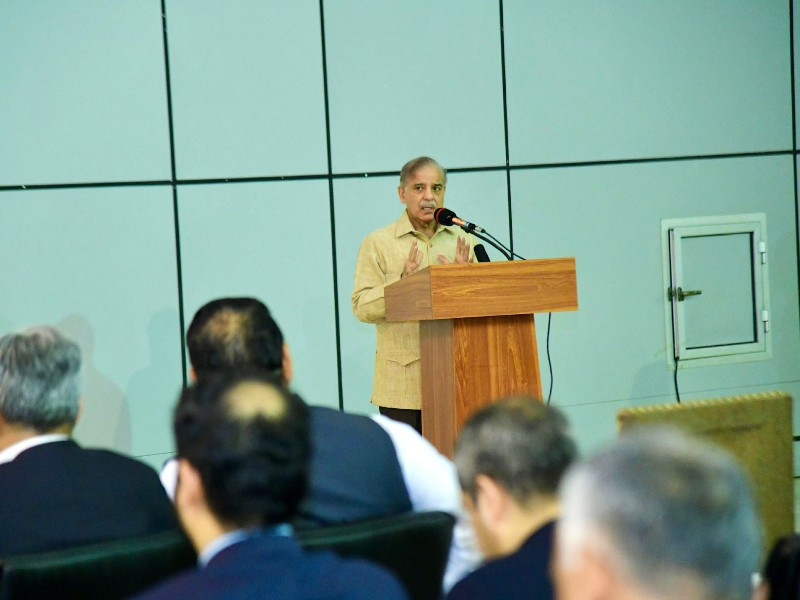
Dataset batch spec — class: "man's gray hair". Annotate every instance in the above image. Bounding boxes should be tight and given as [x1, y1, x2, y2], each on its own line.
[455, 395, 577, 503]
[0, 326, 82, 430]
[558, 428, 762, 600]
[399, 156, 447, 188]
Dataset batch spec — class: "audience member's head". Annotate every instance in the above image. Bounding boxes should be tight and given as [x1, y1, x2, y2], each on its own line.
[555, 428, 762, 600]
[0, 326, 81, 442]
[173, 370, 310, 551]
[755, 533, 800, 600]
[454, 395, 577, 558]
[186, 298, 289, 384]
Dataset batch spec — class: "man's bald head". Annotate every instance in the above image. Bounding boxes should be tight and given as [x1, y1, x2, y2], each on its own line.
[174, 371, 310, 528]
[186, 298, 284, 382]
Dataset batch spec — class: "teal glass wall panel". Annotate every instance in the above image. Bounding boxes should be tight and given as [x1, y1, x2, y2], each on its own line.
[503, 1, 792, 165]
[333, 170, 510, 416]
[511, 156, 799, 408]
[324, 1, 506, 173]
[0, 1, 171, 185]
[177, 181, 338, 408]
[795, 2, 800, 146]
[166, 1, 327, 179]
[0, 186, 182, 459]
[439, 171, 511, 262]
[333, 175, 402, 416]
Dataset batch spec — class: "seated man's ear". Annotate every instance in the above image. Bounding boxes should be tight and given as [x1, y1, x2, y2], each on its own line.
[282, 343, 293, 386]
[176, 459, 206, 514]
[474, 474, 508, 524]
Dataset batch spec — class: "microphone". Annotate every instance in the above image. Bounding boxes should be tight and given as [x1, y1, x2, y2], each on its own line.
[434, 208, 486, 233]
[474, 244, 491, 263]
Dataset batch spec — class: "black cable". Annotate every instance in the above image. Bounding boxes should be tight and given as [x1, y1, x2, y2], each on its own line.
[483, 230, 526, 260]
[545, 312, 553, 405]
[459, 223, 524, 261]
[469, 230, 512, 260]
[674, 356, 681, 403]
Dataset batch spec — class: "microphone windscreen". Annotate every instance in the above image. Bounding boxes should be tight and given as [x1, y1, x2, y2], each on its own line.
[434, 207, 456, 226]
[474, 244, 491, 263]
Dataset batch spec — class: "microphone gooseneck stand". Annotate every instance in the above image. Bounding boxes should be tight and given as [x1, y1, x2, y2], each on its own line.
[455, 224, 526, 262]
[467, 228, 513, 260]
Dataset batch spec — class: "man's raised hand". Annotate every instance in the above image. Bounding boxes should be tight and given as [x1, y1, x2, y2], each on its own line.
[403, 241, 423, 277]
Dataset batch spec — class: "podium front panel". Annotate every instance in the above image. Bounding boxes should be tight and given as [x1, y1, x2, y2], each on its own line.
[420, 314, 542, 456]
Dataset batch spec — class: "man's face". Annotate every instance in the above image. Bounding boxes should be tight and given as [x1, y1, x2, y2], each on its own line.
[397, 164, 445, 227]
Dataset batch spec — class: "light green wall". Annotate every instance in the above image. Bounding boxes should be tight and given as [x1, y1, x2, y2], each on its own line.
[1, 1, 797, 473]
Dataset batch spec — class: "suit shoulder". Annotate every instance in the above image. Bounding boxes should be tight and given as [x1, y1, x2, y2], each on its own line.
[128, 568, 199, 600]
[78, 448, 165, 483]
[314, 553, 409, 599]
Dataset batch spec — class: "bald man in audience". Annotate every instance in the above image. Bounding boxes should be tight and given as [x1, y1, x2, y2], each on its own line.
[447, 396, 577, 600]
[134, 371, 407, 600]
[161, 297, 480, 590]
[554, 428, 762, 600]
[0, 326, 177, 557]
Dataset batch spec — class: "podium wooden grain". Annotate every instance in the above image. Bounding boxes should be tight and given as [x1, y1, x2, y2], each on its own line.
[385, 259, 578, 456]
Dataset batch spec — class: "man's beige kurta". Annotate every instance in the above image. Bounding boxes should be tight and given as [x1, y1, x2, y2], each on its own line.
[352, 211, 476, 410]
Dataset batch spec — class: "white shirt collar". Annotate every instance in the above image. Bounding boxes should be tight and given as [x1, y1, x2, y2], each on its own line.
[0, 433, 70, 465]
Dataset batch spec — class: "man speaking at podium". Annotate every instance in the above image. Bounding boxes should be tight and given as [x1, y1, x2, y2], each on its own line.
[352, 157, 476, 433]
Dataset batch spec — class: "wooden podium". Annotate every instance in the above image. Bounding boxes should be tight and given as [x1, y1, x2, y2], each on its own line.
[385, 258, 578, 456]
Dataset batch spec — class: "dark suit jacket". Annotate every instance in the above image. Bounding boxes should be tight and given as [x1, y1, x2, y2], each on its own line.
[446, 520, 556, 600]
[131, 532, 409, 600]
[294, 407, 412, 527]
[0, 439, 178, 557]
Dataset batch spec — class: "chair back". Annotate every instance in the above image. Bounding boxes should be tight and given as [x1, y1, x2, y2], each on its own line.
[0, 529, 195, 600]
[296, 510, 455, 600]
[0, 512, 455, 600]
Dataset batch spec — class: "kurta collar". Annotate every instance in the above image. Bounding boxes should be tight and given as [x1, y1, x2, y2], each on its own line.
[392, 210, 458, 239]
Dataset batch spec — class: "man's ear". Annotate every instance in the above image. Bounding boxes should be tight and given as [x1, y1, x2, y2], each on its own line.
[552, 536, 614, 600]
[282, 343, 293, 386]
[176, 458, 206, 515]
[474, 474, 508, 525]
[581, 545, 617, 600]
[188, 366, 197, 384]
[397, 185, 406, 204]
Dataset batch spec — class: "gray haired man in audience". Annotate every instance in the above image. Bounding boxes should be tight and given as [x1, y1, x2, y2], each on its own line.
[447, 396, 577, 600]
[554, 428, 762, 600]
[0, 326, 178, 557]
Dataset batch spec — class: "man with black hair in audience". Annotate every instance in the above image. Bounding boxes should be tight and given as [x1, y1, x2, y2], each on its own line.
[447, 395, 577, 600]
[134, 371, 407, 599]
[554, 428, 762, 600]
[160, 297, 480, 591]
[0, 326, 178, 557]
